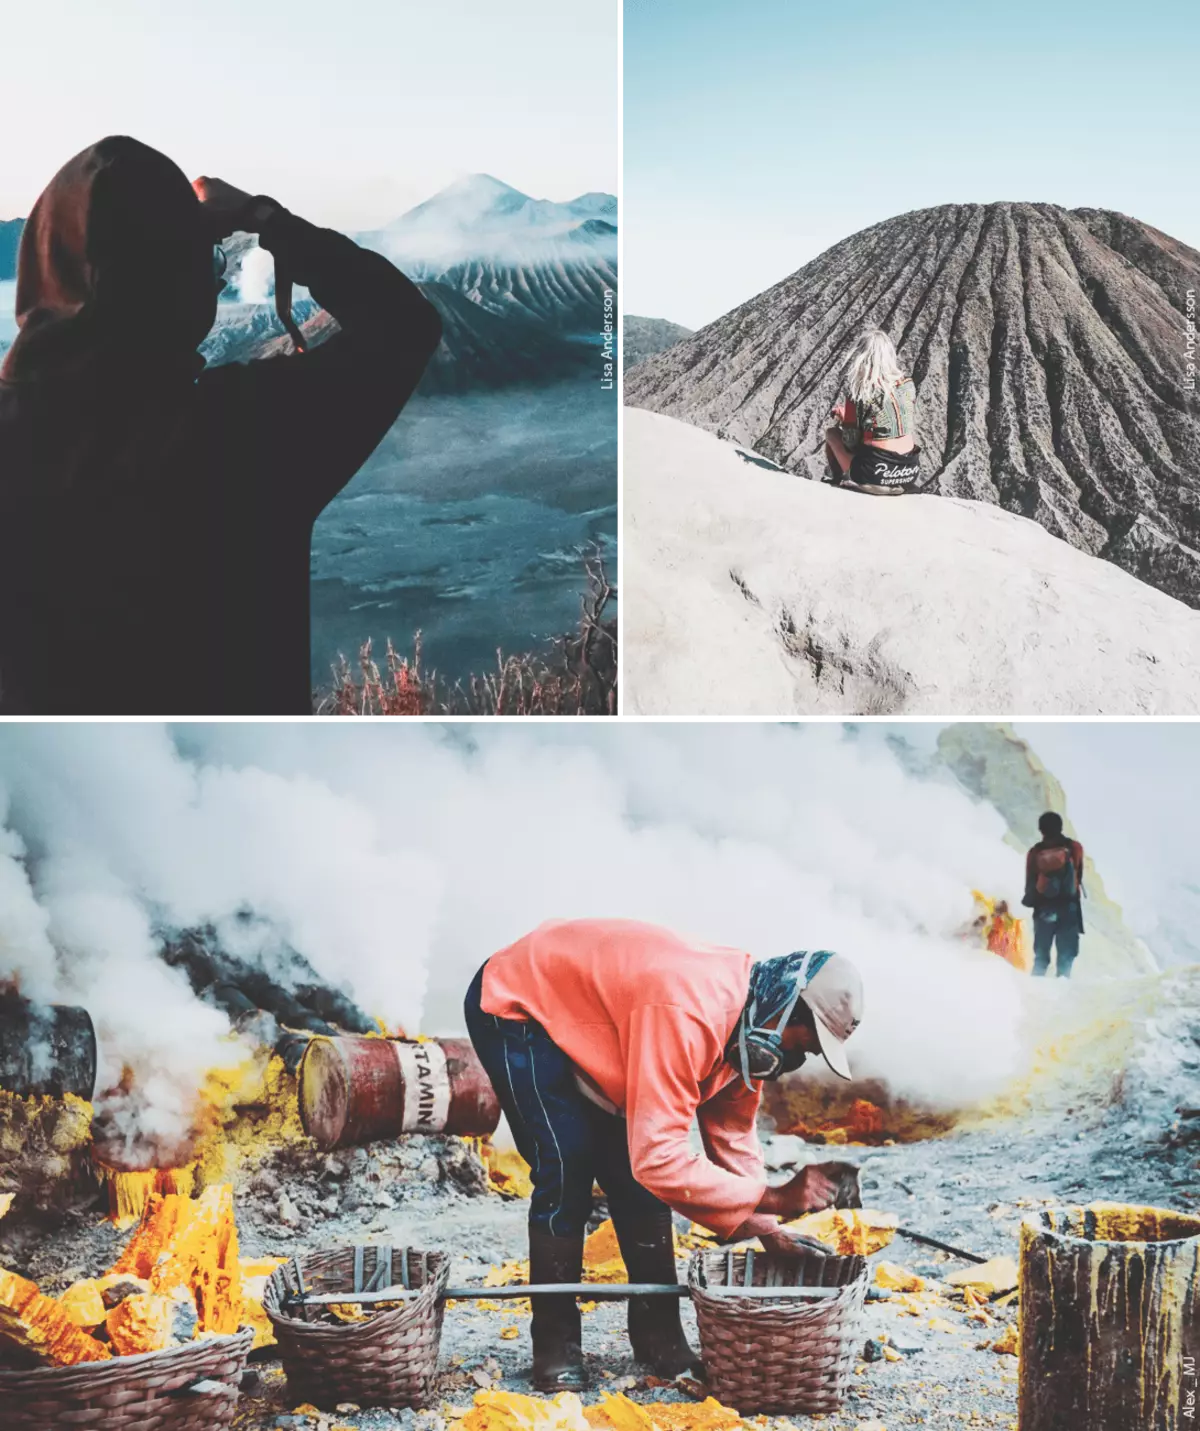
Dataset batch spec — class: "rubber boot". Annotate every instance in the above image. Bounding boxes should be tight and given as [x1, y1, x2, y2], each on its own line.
[611, 1204, 704, 1379]
[528, 1227, 587, 1392]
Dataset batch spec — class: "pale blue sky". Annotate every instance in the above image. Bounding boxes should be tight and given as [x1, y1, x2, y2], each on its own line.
[625, 0, 1200, 327]
[1, 0, 616, 227]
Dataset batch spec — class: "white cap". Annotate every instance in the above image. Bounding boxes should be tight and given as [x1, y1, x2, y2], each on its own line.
[799, 953, 864, 1081]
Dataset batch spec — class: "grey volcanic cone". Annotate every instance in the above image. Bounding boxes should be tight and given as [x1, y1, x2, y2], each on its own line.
[626, 203, 1200, 606]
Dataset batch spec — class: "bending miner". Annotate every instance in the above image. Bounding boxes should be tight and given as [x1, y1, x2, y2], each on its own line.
[1023, 811, 1085, 977]
[464, 919, 865, 1391]
[0, 136, 441, 715]
[824, 328, 923, 495]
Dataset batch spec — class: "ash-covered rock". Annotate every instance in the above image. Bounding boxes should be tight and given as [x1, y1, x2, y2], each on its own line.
[237, 1134, 491, 1251]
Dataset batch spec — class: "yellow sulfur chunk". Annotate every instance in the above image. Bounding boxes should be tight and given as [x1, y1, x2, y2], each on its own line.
[106, 1292, 172, 1355]
[481, 1144, 535, 1200]
[109, 1192, 196, 1278]
[583, 1220, 628, 1283]
[460, 1388, 591, 1431]
[589, 1394, 743, 1431]
[945, 1256, 1018, 1298]
[57, 1279, 108, 1329]
[785, 1207, 899, 1256]
[239, 1256, 284, 1351]
[989, 1324, 1020, 1355]
[484, 1257, 530, 1288]
[0, 1267, 112, 1365]
[593, 1394, 654, 1431]
[106, 1290, 196, 1356]
[145, 1184, 241, 1335]
[874, 1261, 924, 1292]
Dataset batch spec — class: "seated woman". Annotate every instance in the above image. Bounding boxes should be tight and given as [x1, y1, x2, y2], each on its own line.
[824, 328, 922, 495]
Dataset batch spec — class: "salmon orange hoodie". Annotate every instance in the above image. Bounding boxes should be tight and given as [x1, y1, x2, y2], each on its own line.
[481, 918, 767, 1237]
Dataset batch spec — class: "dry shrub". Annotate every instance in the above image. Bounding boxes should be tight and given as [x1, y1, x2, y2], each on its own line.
[316, 551, 617, 717]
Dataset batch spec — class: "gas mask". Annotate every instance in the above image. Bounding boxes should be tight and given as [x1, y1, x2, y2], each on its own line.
[729, 979, 806, 1087]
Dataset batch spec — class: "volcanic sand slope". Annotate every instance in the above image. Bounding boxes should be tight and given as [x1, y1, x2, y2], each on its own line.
[625, 203, 1200, 605]
[624, 408, 1200, 716]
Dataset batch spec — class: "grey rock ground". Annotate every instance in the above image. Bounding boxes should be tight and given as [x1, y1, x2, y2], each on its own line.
[626, 202, 1200, 607]
[4, 1018, 1197, 1431]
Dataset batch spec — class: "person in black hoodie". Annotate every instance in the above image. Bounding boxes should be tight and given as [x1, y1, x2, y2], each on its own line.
[1022, 811, 1085, 978]
[0, 136, 441, 714]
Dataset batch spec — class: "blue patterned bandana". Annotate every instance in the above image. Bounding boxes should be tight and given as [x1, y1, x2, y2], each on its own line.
[730, 949, 838, 1089]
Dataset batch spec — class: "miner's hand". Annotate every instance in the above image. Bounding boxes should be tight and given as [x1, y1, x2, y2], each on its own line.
[757, 1227, 831, 1259]
[193, 177, 258, 238]
[777, 1164, 839, 1217]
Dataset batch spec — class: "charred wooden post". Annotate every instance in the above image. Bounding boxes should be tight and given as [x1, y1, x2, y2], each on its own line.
[299, 1036, 500, 1148]
[1019, 1203, 1200, 1431]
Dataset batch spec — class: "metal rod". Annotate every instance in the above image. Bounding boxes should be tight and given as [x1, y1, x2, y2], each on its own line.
[896, 1226, 988, 1264]
[286, 1281, 845, 1308]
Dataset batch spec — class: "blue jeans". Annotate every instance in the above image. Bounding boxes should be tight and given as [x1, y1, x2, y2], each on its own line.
[1032, 908, 1081, 978]
[464, 963, 664, 1238]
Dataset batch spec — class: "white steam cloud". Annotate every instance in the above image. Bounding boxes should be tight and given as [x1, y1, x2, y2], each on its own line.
[0, 723, 1068, 1149]
[233, 245, 275, 304]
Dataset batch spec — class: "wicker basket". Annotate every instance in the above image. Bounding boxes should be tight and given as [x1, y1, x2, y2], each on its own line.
[0, 1326, 254, 1431]
[688, 1247, 867, 1414]
[264, 1245, 448, 1410]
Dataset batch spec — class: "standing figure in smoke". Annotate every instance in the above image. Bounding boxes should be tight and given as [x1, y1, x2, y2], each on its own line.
[1023, 811, 1086, 977]
[0, 136, 441, 715]
[464, 919, 865, 1390]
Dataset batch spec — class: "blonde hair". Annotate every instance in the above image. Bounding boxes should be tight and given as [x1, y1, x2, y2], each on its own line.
[846, 328, 904, 406]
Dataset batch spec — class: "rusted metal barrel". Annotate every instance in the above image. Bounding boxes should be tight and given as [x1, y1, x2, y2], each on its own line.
[0, 996, 97, 1100]
[299, 1036, 500, 1149]
[1019, 1203, 1200, 1431]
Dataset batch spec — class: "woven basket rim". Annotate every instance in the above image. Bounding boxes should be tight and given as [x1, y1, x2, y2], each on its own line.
[265, 1246, 448, 1338]
[688, 1247, 866, 1291]
[0, 1325, 254, 1386]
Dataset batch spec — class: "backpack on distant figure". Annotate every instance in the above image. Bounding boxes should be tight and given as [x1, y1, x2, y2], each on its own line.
[1034, 844, 1079, 902]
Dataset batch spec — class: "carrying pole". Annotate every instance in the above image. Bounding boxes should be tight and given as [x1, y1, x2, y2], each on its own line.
[286, 1281, 845, 1308]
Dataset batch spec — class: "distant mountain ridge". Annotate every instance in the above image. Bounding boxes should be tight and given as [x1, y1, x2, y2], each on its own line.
[359, 173, 617, 337]
[626, 202, 1200, 608]
[211, 173, 617, 390]
[4, 175, 617, 390]
[1, 218, 23, 281]
[624, 315, 695, 368]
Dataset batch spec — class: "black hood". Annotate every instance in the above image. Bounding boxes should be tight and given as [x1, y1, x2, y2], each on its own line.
[0, 136, 217, 383]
